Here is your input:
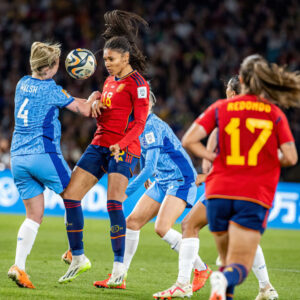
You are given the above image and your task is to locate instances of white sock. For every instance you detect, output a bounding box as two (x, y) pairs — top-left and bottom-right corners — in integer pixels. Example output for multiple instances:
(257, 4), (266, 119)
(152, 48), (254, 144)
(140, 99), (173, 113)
(252, 245), (270, 289)
(177, 238), (199, 285)
(162, 229), (207, 271)
(15, 218), (40, 271)
(72, 254), (85, 265)
(162, 228), (182, 252)
(112, 261), (126, 275)
(124, 229), (140, 270)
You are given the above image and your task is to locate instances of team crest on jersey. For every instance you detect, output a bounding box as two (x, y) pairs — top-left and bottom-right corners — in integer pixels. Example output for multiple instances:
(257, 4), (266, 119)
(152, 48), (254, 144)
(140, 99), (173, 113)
(117, 83), (126, 92)
(137, 86), (147, 99)
(145, 132), (155, 144)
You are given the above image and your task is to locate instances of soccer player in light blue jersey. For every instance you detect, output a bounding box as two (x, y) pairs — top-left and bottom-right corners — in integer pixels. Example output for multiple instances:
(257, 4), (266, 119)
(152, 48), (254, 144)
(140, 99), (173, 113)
(8, 41), (100, 289)
(94, 92), (211, 294)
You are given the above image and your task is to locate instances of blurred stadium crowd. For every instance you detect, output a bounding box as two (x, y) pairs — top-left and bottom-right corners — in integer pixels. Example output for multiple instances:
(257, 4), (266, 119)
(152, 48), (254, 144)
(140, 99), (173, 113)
(0, 0), (299, 180)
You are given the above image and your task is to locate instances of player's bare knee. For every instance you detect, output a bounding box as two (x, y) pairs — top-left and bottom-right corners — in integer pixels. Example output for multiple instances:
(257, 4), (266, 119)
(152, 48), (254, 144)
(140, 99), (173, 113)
(154, 222), (169, 238)
(27, 213), (43, 225)
(126, 215), (142, 231)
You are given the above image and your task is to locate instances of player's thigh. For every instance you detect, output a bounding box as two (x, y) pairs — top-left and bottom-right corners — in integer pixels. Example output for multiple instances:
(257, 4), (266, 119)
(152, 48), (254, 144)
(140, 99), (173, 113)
(155, 181), (197, 231)
(227, 223), (261, 270)
(23, 193), (45, 223)
(11, 155), (44, 200)
(107, 151), (139, 200)
(126, 193), (161, 230)
(181, 200), (208, 238)
(155, 194), (187, 235)
(62, 166), (98, 200)
(63, 145), (108, 200)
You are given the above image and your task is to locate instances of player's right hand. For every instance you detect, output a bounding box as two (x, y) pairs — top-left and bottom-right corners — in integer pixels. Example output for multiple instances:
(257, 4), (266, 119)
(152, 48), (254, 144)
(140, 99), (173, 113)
(202, 158), (212, 174)
(91, 99), (107, 118)
(195, 173), (207, 186)
(144, 179), (152, 189)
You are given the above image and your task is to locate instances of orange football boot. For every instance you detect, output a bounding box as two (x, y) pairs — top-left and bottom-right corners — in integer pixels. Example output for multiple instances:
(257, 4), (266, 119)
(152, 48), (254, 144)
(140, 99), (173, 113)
(61, 249), (72, 265)
(8, 265), (35, 289)
(94, 274), (126, 289)
(192, 265), (212, 292)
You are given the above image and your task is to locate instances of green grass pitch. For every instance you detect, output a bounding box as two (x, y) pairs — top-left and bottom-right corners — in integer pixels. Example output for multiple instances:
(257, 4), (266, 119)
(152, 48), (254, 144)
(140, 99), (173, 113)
(0, 214), (299, 299)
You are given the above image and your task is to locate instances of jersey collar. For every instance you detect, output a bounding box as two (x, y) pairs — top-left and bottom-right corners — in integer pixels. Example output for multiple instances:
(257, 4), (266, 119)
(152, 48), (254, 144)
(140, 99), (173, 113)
(115, 70), (136, 81)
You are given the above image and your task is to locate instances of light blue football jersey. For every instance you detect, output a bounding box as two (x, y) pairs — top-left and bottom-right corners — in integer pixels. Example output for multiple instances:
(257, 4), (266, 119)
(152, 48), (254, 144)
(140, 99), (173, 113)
(139, 113), (197, 185)
(11, 76), (74, 156)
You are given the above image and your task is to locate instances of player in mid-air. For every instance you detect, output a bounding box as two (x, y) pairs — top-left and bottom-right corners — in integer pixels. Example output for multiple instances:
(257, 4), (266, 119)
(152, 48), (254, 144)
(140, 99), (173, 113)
(8, 41), (99, 289)
(93, 91), (211, 294)
(179, 54), (299, 300)
(153, 75), (279, 300)
(58, 10), (150, 286)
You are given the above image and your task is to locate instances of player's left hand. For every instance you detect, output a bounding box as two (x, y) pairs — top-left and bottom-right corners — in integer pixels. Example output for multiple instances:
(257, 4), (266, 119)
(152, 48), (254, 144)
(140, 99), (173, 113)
(144, 179), (152, 189)
(195, 173), (207, 186)
(91, 100), (107, 118)
(109, 144), (121, 162)
(88, 91), (101, 105)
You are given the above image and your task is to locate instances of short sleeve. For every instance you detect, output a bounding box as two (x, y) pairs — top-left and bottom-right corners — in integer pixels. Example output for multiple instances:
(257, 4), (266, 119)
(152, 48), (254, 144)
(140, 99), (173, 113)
(195, 101), (219, 135)
(143, 126), (163, 149)
(51, 84), (74, 108)
(275, 108), (295, 146)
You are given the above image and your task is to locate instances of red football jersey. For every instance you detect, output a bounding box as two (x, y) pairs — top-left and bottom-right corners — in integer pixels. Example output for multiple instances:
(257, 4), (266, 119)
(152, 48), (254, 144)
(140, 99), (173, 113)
(196, 94), (294, 208)
(92, 70), (149, 157)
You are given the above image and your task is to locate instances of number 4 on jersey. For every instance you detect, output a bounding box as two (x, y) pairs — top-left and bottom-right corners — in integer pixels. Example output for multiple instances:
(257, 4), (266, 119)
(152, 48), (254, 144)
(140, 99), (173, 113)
(17, 98), (29, 126)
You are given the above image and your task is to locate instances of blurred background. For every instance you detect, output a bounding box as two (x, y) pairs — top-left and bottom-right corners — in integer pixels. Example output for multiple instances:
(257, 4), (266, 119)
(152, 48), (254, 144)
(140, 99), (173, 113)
(0, 0), (299, 180)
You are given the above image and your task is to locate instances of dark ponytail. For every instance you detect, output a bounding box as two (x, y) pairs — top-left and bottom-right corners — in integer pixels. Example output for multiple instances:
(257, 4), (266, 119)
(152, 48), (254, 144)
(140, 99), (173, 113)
(103, 10), (148, 74)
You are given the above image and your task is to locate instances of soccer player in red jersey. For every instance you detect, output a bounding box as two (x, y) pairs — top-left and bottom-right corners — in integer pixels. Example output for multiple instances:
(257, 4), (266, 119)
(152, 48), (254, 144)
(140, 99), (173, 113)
(59, 10), (149, 285)
(181, 55), (300, 300)
(154, 76), (279, 300)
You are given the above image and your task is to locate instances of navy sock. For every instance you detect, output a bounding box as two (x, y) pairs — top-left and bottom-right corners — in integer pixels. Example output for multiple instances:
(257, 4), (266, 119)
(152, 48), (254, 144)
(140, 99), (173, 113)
(226, 285), (235, 300)
(63, 199), (84, 256)
(223, 263), (248, 299)
(107, 200), (126, 263)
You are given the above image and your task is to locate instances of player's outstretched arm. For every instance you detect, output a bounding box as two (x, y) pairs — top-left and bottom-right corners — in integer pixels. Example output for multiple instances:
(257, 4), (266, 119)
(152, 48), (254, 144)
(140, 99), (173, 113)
(126, 148), (159, 197)
(202, 128), (218, 173)
(182, 123), (216, 162)
(66, 91), (102, 117)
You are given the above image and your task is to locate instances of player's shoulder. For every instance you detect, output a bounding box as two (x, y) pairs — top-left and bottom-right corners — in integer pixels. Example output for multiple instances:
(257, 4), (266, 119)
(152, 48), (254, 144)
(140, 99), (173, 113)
(146, 113), (165, 129)
(126, 70), (147, 85)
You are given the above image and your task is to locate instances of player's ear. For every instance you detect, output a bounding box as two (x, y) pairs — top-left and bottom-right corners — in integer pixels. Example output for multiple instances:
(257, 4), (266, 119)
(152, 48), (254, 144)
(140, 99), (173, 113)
(239, 75), (243, 84)
(123, 52), (129, 64)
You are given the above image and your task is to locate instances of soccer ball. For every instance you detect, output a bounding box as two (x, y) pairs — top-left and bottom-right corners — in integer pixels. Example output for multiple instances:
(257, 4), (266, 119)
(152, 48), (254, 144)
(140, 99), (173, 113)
(65, 48), (97, 80)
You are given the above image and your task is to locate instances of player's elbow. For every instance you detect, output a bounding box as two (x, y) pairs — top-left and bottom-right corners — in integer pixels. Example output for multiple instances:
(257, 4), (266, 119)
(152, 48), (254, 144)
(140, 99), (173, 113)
(181, 137), (190, 150)
(286, 152), (298, 166)
(280, 143), (298, 167)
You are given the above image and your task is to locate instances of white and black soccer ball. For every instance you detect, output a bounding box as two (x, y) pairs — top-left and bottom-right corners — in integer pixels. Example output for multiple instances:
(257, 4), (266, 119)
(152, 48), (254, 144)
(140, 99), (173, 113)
(65, 48), (97, 80)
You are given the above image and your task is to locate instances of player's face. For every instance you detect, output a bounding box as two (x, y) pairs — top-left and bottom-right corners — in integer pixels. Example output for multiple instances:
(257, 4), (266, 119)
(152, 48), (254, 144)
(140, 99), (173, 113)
(103, 49), (129, 77)
(226, 85), (236, 99)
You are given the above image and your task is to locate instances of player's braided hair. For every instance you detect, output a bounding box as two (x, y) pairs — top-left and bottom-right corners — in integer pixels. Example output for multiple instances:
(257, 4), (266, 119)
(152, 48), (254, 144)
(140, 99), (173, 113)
(103, 10), (148, 74)
(240, 54), (300, 108)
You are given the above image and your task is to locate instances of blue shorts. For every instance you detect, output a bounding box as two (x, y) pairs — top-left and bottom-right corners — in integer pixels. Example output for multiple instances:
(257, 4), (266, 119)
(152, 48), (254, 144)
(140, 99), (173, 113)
(77, 145), (139, 180)
(145, 181), (197, 208)
(198, 193), (207, 206)
(11, 153), (71, 200)
(206, 198), (269, 234)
